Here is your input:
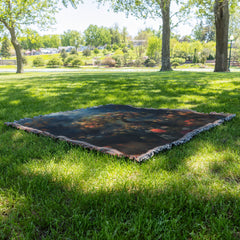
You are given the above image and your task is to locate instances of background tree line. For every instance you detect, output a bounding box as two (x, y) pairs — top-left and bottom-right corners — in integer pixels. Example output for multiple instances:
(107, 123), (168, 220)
(0, 0), (239, 73)
(1, 25), (240, 69)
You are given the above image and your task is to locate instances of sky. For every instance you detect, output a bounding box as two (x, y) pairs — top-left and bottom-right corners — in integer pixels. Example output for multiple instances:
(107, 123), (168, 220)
(40, 1), (195, 37)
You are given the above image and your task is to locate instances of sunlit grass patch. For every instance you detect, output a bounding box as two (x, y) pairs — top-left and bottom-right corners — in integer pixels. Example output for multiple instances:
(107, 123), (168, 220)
(0, 71), (239, 239)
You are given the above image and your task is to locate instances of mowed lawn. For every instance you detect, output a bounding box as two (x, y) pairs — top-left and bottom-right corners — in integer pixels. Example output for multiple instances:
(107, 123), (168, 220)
(0, 71), (239, 239)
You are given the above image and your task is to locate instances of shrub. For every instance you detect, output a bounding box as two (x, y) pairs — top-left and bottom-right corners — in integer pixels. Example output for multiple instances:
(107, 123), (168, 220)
(133, 58), (143, 67)
(103, 49), (108, 55)
(64, 56), (75, 66)
(112, 55), (123, 67)
(129, 43), (134, 50)
(70, 48), (78, 55)
(122, 47), (128, 53)
(171, 62), (180, 68)
(22, 56), (28, 65)
(144, 58), (156, 67)
(94, 48), (99, 54)
(102, 57), (116, 67)
(60, 49), (68, 60)
(123, 53), (130, 67)
(106, 45), (112, 51)
(170, 58), (185, 65)
(200, 56), (207, 64)
(114, 49), (124, 55)
(47, 57), (62, 68)
(71, 57), (83, 67)
(82, 49), (91, 57)
(112, 44), (119, 51)
(33, 56), (45, 67)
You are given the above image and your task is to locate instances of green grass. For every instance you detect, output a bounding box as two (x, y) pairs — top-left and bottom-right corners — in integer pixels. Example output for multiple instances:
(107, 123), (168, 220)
(0, 71), (239, 239)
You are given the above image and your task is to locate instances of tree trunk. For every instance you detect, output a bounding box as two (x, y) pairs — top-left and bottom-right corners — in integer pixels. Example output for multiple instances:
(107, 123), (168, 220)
(160, 0), (172, 71)
(214, 0), (229, 72)
(9, 27), (24, 73)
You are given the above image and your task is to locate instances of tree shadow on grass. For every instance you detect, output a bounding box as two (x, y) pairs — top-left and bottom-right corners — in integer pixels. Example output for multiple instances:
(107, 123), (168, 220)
(0, 71), (240, 239)
(0, 136), (240, 239)
(1, 71), (239, 170)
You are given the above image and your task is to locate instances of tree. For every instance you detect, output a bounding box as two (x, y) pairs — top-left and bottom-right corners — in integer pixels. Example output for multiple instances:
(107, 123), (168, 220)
(159, 0), (172, 71)
(20, 29), (42, 51)
(96, 0), (177, 71)
(214, 0), (229, 71)
(0, 0), (82, 73)
(188, 0), (239, 72)
(40, 34), (61, 48)
(61, 30), (83, 49)
(121, 27), (129, 44)
(84, 25), (111, 47)
(193, 21), (215, 42)
(229, 5), (240, 40)
(109, 24), (121, 45)
(1, 36), (11, 59)
(146, 36), (162, 63)
(134, 28), (154, 44)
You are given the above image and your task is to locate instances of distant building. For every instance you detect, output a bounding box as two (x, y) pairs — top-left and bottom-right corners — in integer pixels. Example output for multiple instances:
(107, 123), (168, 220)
(24, 50), (41, 55)
(132, 40), (147, 47)
(39, 48), (58, 54)
(58, 46), (75, 53)
(78, 45), (89, 52)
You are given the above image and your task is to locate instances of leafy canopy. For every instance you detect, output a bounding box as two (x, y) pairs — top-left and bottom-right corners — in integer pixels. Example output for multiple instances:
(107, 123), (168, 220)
(0, 0), (61, 31)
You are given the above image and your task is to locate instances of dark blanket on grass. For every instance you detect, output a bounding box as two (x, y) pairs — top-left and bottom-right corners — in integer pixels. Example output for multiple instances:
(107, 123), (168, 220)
(5, 104), (235, 162)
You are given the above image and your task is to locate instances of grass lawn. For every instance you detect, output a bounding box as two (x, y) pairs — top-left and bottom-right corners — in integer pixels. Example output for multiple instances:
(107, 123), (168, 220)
(0, 71), (239, 239)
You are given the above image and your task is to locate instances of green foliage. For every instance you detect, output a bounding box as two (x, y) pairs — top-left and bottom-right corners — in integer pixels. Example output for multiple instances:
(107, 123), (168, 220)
(122, 47), (128, 53)
(103, 49), (108, 55)
(170, 58), (186, 65)
(82, 49), (91, 57)
(144, 58), (156, 67)
(84, 25), (111, 47)
(106, 44), (112, 51)
(193, 21), (215, 42)
(146, 36), (161, 62)
(112, 43), (119, 51)
(64, 55), (83, 67)
(40, 34), (61, 48)
(135, 28), (154, 42)
(19, 29), (42, 51)
(112, 55), (123, 67)
(64, 55), (76, 66)
(0, 37), (11, 59)
(71, 57), (83, 67)
(0, 0), (60, 32)
(135, 45), (146, 59)
(109, 24), (121, 45)
(93, 48), (100, 54)
(229, 5), (240, 41)
(113, 49), (124, 55)
(171, 62), (180, 68)
(193, 49), (199, 63)
(133, 58), (144, 67)
(123, 53), (131, 66)
(47, 57), (63, 68)
(60, 49), (68, 60)
(33, 56), (45, 67)
(171, 39), (216, 62)
(22, 56), (28, 65)
(61, 30), (83, 49)
(70, 48), (78, 55)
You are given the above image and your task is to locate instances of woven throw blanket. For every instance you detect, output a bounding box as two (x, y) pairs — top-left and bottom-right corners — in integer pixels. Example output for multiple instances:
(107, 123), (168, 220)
(5, 104), (235, 162)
